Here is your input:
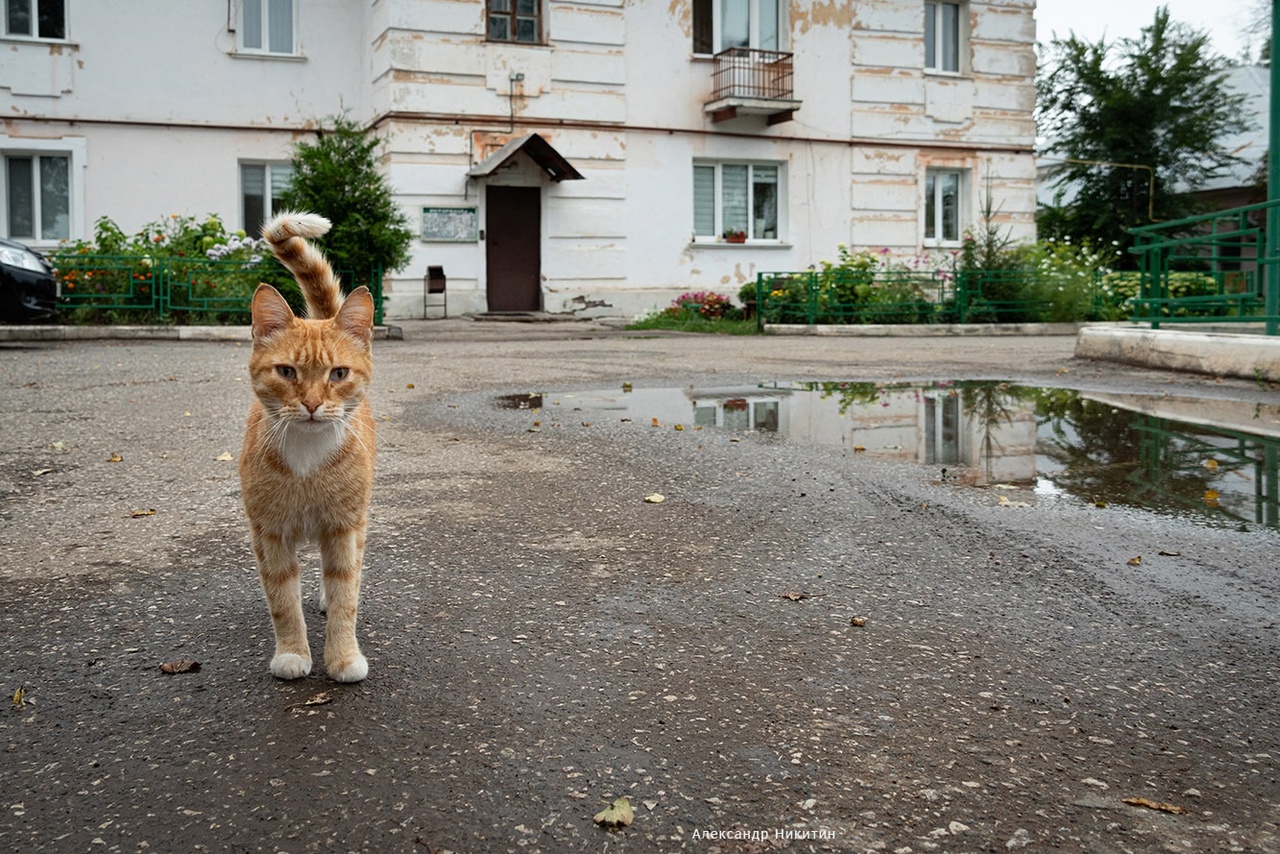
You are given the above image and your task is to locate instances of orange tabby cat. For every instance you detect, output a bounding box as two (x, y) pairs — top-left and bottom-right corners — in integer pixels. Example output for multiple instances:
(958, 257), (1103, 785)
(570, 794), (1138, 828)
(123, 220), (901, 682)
(240, 211), (375, 683)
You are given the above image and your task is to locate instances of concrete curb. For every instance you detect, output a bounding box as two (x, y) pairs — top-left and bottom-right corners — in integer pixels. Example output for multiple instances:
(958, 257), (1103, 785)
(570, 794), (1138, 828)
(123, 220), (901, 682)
(764, 321), (1091, 337)
(1075, 327), (1280, 381)
(0, 324), (404, 342)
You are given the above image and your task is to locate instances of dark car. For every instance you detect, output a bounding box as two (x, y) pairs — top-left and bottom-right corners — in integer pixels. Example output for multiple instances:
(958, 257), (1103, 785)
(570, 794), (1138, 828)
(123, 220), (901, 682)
(0, 237), (59, 323)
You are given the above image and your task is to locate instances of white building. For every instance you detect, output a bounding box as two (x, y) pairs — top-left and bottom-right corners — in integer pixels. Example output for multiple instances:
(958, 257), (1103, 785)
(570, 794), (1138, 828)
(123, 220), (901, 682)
(1, 0), (1037, 320)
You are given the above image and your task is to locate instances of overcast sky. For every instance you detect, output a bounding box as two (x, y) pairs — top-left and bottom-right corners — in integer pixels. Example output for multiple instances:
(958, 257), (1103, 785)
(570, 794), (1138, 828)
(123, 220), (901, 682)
(1034, 0), (1265, 62)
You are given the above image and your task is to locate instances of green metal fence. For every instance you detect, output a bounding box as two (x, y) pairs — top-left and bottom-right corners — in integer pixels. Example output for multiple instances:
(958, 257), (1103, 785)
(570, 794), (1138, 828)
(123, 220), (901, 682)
(1128, 199), (1280, 334)
(753, 268), (1093, 329)
(56, 255), (385, 325)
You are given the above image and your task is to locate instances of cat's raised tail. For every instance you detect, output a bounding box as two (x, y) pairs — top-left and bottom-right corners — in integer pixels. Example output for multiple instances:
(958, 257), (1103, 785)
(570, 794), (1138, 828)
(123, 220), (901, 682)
(261, 211), (342, 320)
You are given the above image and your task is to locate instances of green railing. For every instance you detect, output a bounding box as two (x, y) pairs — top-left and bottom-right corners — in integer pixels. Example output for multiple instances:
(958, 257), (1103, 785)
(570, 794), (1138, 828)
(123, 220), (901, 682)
(1128, 199), (1280, 334)
(753, 268), (1100, 329)
(56, 255), (385, 325)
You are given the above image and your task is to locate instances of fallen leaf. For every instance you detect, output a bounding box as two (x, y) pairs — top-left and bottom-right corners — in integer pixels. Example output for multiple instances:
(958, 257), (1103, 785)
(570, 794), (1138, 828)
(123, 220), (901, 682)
(131, 509), (156, 518)
(643, 493), (665, 504)
(674, 424), (684, 431)
(1094, 500), (1108, 508)
(650, 417), (661, 428)
(622, 382), (633, 392)
(850, 616), (867, 627)
(1204, 458), (1219, 471)
(1204, 489), (1220, 508)
(288, 691), (334, 710)
(406, 383), (415, 389)
(593, 796), (634, 828)
(853, 445), (866, 452)
(183, 411), (191, 417)
(107, 453), (123, 463)
(998, 495), (1030, 508)
(215, 452), (234, 462)
(12, 686), (26, 707)
(32, 468), (55, 477)
(1157, 549), (1182, 557)
(159, 659), (201, 674)
(1122, 796), (1187, 815)
(1127, 556), (1143, 566)
(779, 591), (809, 602)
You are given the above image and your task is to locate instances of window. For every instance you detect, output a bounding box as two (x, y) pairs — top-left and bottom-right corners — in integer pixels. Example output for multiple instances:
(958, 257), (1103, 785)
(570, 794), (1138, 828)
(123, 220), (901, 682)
(693, 161), (781, 241)
(693, 0), (787, 55)
(487, 0), (541, 44)
(4, 153), (69, 241)
(924, 1), (961, 73)
(241, 163), (293, 237)
(924, 168), (963, 245)
(240, 0), (295, 55)
(4, 0), (65, 39)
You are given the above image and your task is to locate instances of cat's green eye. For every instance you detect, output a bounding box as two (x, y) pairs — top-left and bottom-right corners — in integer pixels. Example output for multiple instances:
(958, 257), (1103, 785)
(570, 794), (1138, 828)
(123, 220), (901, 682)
(275, 365), (297, 380)
(330, 367), (349, 382)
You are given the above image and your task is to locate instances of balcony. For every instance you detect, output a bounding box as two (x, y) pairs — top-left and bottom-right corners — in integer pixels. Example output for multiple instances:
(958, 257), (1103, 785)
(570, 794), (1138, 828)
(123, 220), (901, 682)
(705, 47), (801, 125)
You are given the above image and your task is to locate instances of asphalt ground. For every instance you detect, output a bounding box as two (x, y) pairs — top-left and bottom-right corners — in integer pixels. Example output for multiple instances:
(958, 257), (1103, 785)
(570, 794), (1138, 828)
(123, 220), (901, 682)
(1, 320), (1278, 853)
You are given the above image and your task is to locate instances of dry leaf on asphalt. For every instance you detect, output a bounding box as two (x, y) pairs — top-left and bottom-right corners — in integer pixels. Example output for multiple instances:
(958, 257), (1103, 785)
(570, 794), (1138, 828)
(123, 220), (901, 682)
(779, 591), (809, 602)
(288, 691), (334, 711)
(12, 686), (27, 707)
(1122, 796), (1187, 815)
(159, 659), (201, 674)
(131, 509), (156, 518)
(215, 452), (234, 462)
(1127, 556), (1143, 566)
(593, 796), (634, 828)
(643, 493), (665, 504)
(107, 453), (123, 463)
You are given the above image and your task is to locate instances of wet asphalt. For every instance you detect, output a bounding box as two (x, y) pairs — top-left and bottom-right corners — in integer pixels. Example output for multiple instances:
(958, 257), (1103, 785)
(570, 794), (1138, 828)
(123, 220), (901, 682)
(1, 321), (1278, 853)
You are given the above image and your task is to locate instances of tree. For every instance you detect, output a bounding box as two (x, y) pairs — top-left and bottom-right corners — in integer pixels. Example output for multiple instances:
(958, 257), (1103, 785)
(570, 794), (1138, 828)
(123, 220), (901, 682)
(276, 114), (413, 285)
(1037, 7), (1251, 266)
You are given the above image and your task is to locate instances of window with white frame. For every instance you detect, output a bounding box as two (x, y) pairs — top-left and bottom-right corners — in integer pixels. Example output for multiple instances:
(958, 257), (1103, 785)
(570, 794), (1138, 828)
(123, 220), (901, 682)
(924, 168), (963, 245)
(239, 0), (295, 55)
(693, 0), (788, 55)
(3, 153), (70, 241)
(241, 162), (293, 237)
(693, 161), (781, 241)
(924, 1), (962, 73)
(3, 0), (65, 39)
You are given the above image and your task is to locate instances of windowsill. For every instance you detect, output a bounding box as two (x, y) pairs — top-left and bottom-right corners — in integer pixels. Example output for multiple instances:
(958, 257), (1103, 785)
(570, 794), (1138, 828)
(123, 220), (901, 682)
(691, 239), (791, 248)
(0, 35), (78, 48)
(484, 39), (550, 48)
(923, 241), (963, 250)
(228, 50), (307, 62)
(923, 68), (968, 79)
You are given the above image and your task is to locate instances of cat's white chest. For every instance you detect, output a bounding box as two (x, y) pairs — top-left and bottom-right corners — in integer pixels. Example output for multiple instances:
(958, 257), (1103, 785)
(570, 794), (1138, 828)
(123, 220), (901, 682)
(278, 422), (346, 476)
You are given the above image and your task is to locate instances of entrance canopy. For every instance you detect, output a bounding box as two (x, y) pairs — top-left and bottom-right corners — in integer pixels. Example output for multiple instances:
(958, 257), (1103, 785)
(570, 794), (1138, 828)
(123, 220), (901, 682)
(467, 133), (585, 183)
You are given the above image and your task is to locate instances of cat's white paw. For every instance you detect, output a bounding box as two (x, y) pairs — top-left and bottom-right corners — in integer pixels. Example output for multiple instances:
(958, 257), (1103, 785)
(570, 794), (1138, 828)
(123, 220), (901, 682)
(270, 652), (313, 680)
(327, 653), (368, 683)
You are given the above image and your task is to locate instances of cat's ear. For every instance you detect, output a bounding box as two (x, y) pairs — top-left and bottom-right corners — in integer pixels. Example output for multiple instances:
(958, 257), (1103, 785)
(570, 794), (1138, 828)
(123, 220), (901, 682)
(251, 284), (295, 342)
(336, 286), (374, 345)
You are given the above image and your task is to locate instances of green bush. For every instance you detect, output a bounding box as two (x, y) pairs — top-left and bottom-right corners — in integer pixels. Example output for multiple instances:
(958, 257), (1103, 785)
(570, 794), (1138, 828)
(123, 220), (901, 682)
(50, 213), (299, 324)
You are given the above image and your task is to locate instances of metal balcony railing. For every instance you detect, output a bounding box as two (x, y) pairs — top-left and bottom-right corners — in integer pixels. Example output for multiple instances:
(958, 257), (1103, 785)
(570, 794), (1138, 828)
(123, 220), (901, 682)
(710, 47), (794, 102)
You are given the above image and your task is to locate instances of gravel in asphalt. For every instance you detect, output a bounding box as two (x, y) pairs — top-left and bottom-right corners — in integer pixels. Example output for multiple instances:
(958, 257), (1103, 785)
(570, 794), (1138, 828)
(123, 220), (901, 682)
(1, 321), (1277, 853)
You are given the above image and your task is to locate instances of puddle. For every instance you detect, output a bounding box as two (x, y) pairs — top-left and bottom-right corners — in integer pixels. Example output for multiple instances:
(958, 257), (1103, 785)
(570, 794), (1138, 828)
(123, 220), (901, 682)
(506, 381), (1280, 532)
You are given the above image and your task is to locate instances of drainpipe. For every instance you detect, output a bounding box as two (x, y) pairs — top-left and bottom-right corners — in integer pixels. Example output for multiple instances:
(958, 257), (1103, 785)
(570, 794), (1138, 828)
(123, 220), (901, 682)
(1268, 0), (1280, 336)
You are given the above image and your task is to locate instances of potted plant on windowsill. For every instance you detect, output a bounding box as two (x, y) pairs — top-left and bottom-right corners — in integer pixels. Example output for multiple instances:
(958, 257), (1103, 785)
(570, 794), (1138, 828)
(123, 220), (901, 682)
(722, 228), (747, 244)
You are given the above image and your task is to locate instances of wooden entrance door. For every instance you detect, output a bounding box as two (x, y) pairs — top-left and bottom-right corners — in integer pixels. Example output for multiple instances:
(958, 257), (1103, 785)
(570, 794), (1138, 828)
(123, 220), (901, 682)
(485, 186), (541, 312)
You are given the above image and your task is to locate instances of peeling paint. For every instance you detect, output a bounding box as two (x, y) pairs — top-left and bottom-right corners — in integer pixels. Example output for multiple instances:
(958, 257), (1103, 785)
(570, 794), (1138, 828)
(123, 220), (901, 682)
(669, 0), (692, 38)
(793, 0), (853, 35)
